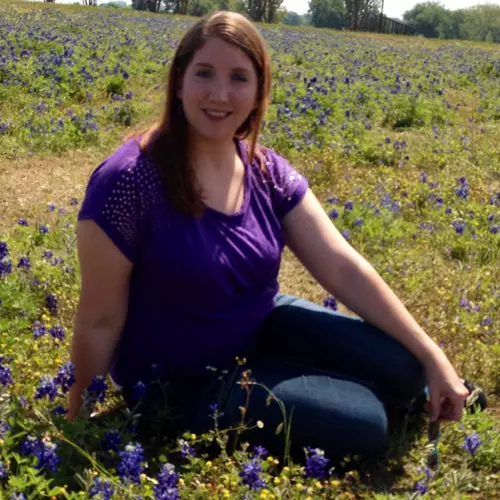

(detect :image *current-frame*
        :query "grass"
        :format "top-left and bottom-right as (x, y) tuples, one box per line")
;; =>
(0, 1), (499, 498)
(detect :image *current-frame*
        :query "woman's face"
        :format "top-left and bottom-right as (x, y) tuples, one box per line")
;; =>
(177, 37), (259, 144)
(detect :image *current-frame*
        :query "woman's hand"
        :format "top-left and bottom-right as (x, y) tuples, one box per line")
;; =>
(423, 350), (470, 422)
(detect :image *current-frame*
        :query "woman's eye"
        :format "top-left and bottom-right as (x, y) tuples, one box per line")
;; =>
(195, 70), (211, 78)
(232, 74), (247, 82)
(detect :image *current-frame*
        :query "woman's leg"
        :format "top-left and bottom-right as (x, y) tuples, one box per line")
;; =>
(257, 294), (427, 406)
(217, 359), (390, 461)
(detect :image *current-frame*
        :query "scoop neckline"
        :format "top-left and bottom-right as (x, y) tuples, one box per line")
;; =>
(202, 139), (251, 222)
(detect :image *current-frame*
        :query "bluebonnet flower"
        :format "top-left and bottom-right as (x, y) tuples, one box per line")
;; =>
(327, 196), (339, 204)
(89, 477), (115, 499)
(32, 321), (46, 338)
(153, 463), (179, 500)
(462, 432), (481, 456)
(0, 421), (10, 439)
(178, 438), (195, 459)
(239, 459), (266, 490)
(34, 441), (60, 472)
(103, 429), (122, 452)
(208, 402), (223, 419)
(17, 257), (30, 269)
(304, 447), (330, 480)
(341, 230), (350, 241)
(445, 207), (452, 214)
(117, 443), (145, 484)
(323, 296), (338, 310)
(490, 225), (499, 234)
(17, 218), (28, 227)
(35, 376), (58, 401)
(414, 480), (427, 495)
(481, 317), (493, 326)
(39, 225), (50, 234)
(9, 494), (26, 500)
(344, 201), (354, 211)
(354, 217), (364, 227)
(51, 405), (68, 416)
(328, 208), (339, 220)
(0, 461), (6, 479)
(0, 363), (13, 387)
(54, 362), (75, 393)
(455, 177), (470, 200)
(252, 445), (268, 459)
(0, 241), (8, 260)
(452, 221), (466, 235)
(131, 381), (146, 401)
(47, 203), (55, 212)
(46, 294), (58, 315)
(88, 376), (108, 403)
(21, 436), (39, 456)
(42, 250), (54, 260)
(70, 197), (79, 206)
(49, 325), (65, 341)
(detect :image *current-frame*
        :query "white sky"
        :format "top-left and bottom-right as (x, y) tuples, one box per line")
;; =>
(284, 0), (500, 18)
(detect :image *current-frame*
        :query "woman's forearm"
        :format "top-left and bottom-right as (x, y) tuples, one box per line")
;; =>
(327, 258), (442, 366)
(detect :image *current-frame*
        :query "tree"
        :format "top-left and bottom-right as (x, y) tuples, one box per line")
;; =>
(243, 0), (284, 23)
(403, 2), (452, 38)
(308, 0), (347, 29)
(460, 5), (500, 43)
(344, 0), (379, 30)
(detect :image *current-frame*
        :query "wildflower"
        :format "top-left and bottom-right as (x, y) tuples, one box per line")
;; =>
(253, 445), (268, 458)
(341, 230), (350, 241)
(327, 196), (339, 204)
(32, 321), (46, 338)
(353, 217), (364, 227)
(88, 376), (108, 403)
(47, 203), (55, 212)
(49, 325), (65, 341)
(89, 477), (115, 499)
(17, 257), (30, 270)
(35, 376), (58, 401)
(34, 441), (60, 472)
(39, 225), (50, 234)
(54, 362), (75, 393)
(10, 494), (26, 500)
(117, 442), (145, 484)
(491, 225), (499, 234)
(21, 436), (39, 456)
(452, 221), (466, 235)
(52, 405), (68, 416)
(178, 438), (195, 459)
(414, 480), (427, 495)
(208, 402), (223, 419)
(0, 363), (13, 387)
(304, 447), (330, 480)
(153, 463), (179, 500)
(328, 208), (339, 220)
(0, 241), (8, 260)
(0, 421), (10, 439)
(239, 459), (266, 490)
(46, 294), (58, 315)
(18, 218), (28, 227)
(42, 250), (54, 260)
(70, 197), (79, 206)
(103, 429), (122, 452)
(462, 432), (481, 456)
(131, 381), (146, 401)
(323, 296), (338, 310)
(455, 177), (470, 200)
(0, 461), (7, 479)
(344, 201), (354, 211)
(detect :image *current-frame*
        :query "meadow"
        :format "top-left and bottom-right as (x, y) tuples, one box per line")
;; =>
(0, 2), (499, 498)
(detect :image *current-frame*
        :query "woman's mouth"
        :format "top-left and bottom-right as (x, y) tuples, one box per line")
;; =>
(203, 109), (232, 122)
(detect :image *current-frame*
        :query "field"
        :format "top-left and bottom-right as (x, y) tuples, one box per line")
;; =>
(0, 1), (500, 498)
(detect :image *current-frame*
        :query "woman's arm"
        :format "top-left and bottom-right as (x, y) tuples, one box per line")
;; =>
(283, 189), (469, 421)
(68, 220), (132, 420)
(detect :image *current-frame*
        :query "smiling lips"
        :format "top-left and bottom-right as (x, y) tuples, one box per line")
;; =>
(203, 109), (232, 121)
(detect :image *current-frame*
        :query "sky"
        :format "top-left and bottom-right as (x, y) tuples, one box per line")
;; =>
(283, 0), (500, 18)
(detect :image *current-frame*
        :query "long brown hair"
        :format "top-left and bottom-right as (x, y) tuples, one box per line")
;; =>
(135, 11), (272, 217)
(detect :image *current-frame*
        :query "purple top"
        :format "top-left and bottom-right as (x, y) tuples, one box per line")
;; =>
(79, 138), (308, 388)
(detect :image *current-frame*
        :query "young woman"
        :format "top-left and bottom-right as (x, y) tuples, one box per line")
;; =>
(68, 11), (485, 461)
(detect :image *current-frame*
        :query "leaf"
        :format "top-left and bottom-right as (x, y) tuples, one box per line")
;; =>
(275, 422), (283, 436)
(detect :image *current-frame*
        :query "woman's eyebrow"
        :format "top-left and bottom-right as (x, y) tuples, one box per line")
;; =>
(194, 62), (251, 73)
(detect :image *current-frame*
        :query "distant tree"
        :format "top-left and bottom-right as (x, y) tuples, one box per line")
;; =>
(403, 2), (452, 38)
(283, 10), (302, 25)
(460, 5), (500, 43)
(243, 0), (284, 23)
(308, 0), (347, 29)
(345, 0), (380, 30)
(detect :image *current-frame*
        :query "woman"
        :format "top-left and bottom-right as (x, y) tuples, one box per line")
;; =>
(68, 11), (484, 461)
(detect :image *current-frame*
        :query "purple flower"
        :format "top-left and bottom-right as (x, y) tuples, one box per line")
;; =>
(89, 477), (115, 499)
(39, 225), (49, 234)
(327, 196), (339, 204)
(323, 296), (338, 310)
(0, 461), (6, 480)
(462, 432), (481, 456)
(117, 443), (145, 484)
(304, 447), (330, 480)
(32, 321), (46, 338)
(0, 421), (10, 439)
(34, 441), (60, 472)
(0, 241), (8, 260)
(490, 225), (499, 234)
(70, 197), (79, 206)
(88, 376), (108, 403)
(353, 217), (364, 227)
(341, 230), (350, 241)
(52, 405), (68, 416)
(54, 362), (75, 393)
(21, 436), (39, 456)
(481, 317), (493, 326)
(18, 218), (29, 227)
(49, 325), (65, 341)
(131, 381), (146, 401)
(455, 177), (470, 200)
(103, 429), (122, 452)
(344, 201), (354, 211)
(178, 438), (195, 459)
(328, 208), (339, 220)
(17, 257), (30, 270)
(452, 221), (466, 235)
(46, 294), (58, 315)
(42, 250), (54, 260)
(252, 445), (268, 458)
(35, 376), (58, 401)
(239, 459), (266, 490)
(47, 203), (55, 212)
(0, 364), (13, 387)
(414, 480), (427, 495)
(420, 172), (428, 183)
(153, 463), (179, 500)
(208, 402), (223, 419)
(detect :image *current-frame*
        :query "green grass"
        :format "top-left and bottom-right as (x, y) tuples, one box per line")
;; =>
(0, 2), (499, 499)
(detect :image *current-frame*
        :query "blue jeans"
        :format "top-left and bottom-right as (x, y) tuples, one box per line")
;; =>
(126, 294), (427, 460)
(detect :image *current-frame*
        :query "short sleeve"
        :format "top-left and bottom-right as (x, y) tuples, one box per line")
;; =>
(78, 145), (149, 262)
(263, 148), (309, 219)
